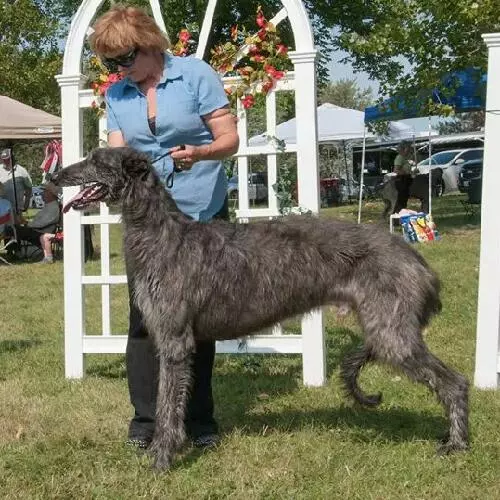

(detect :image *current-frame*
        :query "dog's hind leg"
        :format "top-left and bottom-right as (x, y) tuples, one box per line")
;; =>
(149, 327), (195, 470)
(394, 345), (469, 454)
(341, 346), (382, 407)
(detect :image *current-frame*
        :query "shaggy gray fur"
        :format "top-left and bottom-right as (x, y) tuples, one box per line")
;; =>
(53, 147), (469, 470)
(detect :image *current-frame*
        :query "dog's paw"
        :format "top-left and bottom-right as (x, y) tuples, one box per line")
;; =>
(149, 440), (173, 471)
(152, 454), (173, 471)
(437, 440), (468, 456)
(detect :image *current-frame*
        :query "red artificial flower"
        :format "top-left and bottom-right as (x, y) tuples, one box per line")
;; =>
(178, 29), (191, 43)
(264, 64), (284, 80)
(248, 45), (260, 56)
(231, 24), (238, 42)
(276, 44), (288, 56)
(98, 81), (111, 95)
(257, 28), (267, 40)
(224, 88), (233, 96)
(241, 94), (255, 109)
(256, 8), (267, 28)
(238, 65), (254, 76)
(262, 80), (274, 94)
(107, 73), (122, 83)
(251, 54), (265, 63)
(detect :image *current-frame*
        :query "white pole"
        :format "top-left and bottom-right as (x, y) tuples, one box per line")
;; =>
(475, 32), (500, 388)
(428, 116), (432, 215)
(357, 128), (367, 224)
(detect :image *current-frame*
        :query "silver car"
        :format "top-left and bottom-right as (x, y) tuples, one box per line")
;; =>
(416, 148), (483, 194)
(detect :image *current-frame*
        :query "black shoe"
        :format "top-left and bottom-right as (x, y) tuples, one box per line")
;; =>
(192, 433), (220, 449)
(126, 437), (151, 450)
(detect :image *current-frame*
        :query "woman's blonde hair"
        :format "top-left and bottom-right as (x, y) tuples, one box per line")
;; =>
(89, 4), (171, 56)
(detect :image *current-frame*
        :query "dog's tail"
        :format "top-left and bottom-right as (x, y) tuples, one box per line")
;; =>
(340, 346), (382, 407)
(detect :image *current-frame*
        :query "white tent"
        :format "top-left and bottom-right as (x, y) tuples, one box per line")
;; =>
(248, 103), (414, 146)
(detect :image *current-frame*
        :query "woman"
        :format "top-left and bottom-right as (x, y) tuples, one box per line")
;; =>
(90, 4), (239, 450)
(393, 142), (413, 213)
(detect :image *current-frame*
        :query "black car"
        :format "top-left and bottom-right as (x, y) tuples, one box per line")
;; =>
(458, 159), (483, 193)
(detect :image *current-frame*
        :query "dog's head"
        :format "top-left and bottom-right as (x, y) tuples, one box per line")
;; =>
(52, 147), (155, 212)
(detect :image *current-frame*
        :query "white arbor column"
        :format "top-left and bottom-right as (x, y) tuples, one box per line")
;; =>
(55, 74), (86, 378)
(289, 50), (326, 387)
(474, 33), (500, 389)
(289, 51), (320, 212)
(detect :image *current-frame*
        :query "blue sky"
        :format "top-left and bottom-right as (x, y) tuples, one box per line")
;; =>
(326, 50), (445, 133)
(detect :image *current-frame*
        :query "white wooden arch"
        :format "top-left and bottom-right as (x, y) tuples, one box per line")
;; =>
(56, 0), (324, 385)
(474, 32), (500, 389)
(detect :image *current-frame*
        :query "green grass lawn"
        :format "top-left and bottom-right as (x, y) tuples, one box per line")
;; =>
(1, 195), (499, 499)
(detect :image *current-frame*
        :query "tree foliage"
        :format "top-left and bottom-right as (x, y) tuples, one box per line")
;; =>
(0, 0), (63, 113)
(318, 78), (374, 110)
(333, 0), (499, 114)
(438, 111), (485, 134)
(52, 0), (336, 84)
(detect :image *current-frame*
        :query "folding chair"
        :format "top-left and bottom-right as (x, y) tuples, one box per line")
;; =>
(50, 212), (64, 260)
(0, 210), (18, 265)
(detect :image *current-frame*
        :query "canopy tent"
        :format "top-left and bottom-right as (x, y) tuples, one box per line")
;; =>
(358, 68), (487, 223)
(364, 68), (487, 122)
(0, 96), (61, 213)
(248, 103), (414, 146)
(0, 96), (61, 140)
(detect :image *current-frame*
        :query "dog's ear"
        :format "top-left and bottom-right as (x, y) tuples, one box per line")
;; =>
(119, 147), (151, 177)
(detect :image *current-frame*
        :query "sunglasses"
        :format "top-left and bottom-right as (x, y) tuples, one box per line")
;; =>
(102, 48), (138, 71)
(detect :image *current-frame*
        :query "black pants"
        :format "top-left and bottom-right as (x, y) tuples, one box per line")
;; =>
(394, 175), (413, 213)
(126, 199), (229, 441)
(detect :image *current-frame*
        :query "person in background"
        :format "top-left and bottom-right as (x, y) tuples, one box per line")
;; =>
(393, 142), (414, 213)
(89, 4), (239, 450)
(0, 149), (32, 219)
(0, 182), (13, 235)
(8, 182), (61, 264)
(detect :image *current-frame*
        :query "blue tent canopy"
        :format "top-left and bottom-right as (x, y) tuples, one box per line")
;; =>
(364, 68), (487, 123)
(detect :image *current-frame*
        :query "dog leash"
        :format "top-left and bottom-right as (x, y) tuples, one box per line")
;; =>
(151, 144), (186, 188)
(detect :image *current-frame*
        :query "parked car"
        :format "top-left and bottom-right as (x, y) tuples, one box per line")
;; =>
(416, 148), (483, 194)
(227, 173), (268, 202)
(458, 159), (483, 193)
(29, 186), (45, 209)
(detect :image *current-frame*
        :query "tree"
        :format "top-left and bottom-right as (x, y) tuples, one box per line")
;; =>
(332, 0), (499, 115)
(0, 0), (63, 113)
(438, 111), (485, 135)
(53, 0), (337, 84)
(318, 78), (374, 110)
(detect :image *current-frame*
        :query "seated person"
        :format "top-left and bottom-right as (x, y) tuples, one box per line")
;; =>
(8, 182), (61, 263)
(0, 182), (14, 236)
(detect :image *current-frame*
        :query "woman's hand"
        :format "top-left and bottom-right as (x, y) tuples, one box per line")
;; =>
(170, 144), (208, 171)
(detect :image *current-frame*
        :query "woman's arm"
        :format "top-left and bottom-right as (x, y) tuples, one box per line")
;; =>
(170, 107), (239, 167)
(108, 130), (126, 147)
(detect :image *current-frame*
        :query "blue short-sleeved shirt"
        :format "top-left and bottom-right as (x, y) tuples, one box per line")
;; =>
(105, 54), (229, 221)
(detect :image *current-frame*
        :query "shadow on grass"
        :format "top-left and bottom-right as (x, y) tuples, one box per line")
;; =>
(0, 339), (42, 354)
(221, 405), (447, 443)
(81, 327), (447, 463)
(86, 355), (126, 379)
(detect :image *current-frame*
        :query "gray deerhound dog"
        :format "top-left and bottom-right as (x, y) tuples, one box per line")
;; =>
(53, 147), (469, 470)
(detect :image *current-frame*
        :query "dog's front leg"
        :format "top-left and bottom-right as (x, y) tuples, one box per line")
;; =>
(149, 326), (195, 471)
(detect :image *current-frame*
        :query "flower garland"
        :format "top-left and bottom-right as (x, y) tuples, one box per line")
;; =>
(88, 6), (290, 112)
(173, 6), (290, 109)
(87, 55), (123, 116)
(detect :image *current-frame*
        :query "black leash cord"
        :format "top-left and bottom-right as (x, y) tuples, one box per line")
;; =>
(151, 145), (186, 188)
